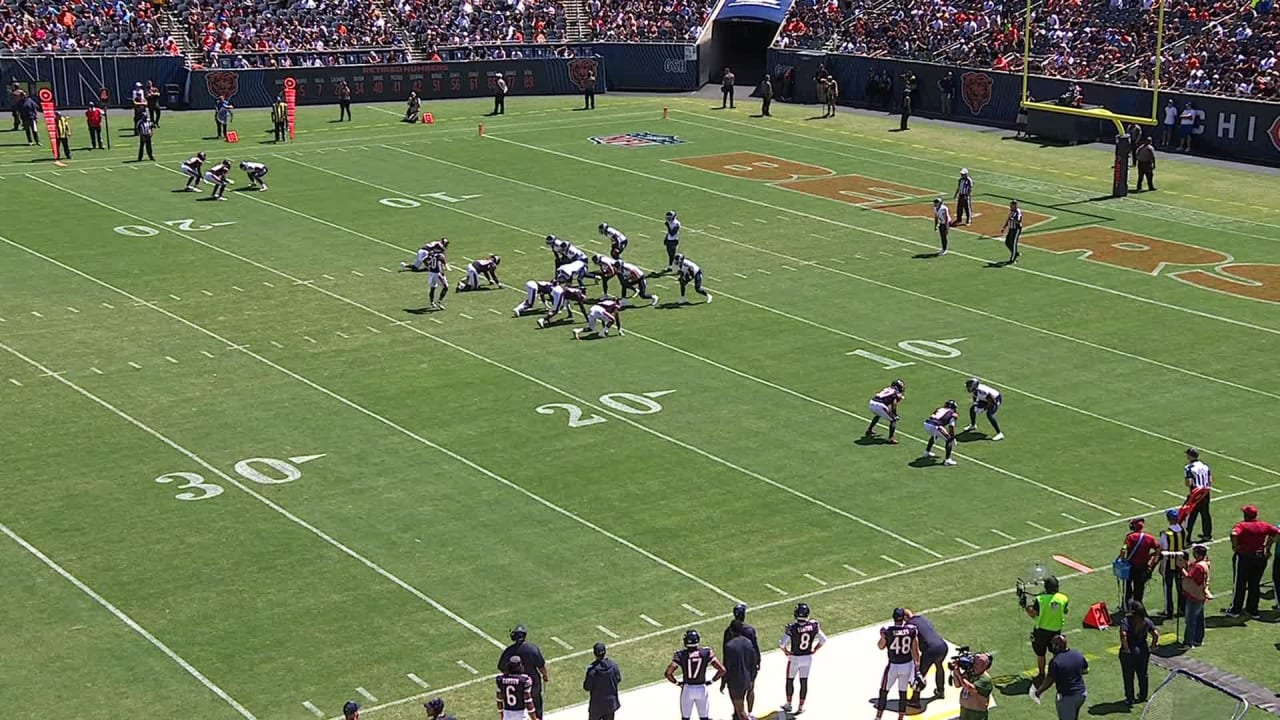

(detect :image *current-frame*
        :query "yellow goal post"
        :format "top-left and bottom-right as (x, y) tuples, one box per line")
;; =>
(1018, 0), (1166, 135)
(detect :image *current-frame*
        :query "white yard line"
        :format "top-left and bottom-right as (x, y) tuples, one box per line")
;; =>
(682, 603), (706, 616)
(1231, 475), (1258, 486)
(0, 226), (744, 607)
(550, 636), (574, 650)
(1026, 521), (1052, 533)
(1060, 513), (1088, 525)
(1, 522), (257, 719)
(355, 687), (379, 702)
(0, 339), (506, 650)
(764, 583), (788, 595)
(1129, 497), (1156, 508)
(407, 673), (430, 689)
(802, 573), (829, 586)
(165, 356), (179, 364)
(842, 564), (866, 576)
(639, 614), (663, 627)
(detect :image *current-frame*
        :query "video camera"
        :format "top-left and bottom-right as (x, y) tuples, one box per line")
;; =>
(947, 646), (987, 685)
(1015, 562), (1050, 608)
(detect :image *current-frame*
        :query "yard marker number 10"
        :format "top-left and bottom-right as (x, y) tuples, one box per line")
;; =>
(153, 453), (325, 502)
(847, 338), (966, 369)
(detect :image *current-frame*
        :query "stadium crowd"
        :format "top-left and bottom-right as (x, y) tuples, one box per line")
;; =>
(1, 0), (179, 54)
(585, 0), (714, 42)
(402, 0), (568, 50)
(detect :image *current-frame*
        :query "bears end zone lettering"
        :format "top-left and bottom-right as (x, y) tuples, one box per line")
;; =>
(670, 150), (1280, 304)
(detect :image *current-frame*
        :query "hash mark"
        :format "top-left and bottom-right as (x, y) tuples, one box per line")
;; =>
(101, 302), (116, 309)
(304, 336), (316, 344)
(201, 290), (214, 296)
(30, 311), (43, 318)
(301, 701), (324, 717)
(366, 326), (382, 334)
(780, 265), (798, 272)
(336, 331), (350, 339)
(990, 529), (1016, 540)
(756, 269), (772, 275)
(1026, 521), (1053, 533)
(733, 273), (748, 279)
(764, 583), (788, 595)
(753, 218), (769, 224)
(829, 258), (846, 264)
(459, 313), (474, 320)
(262, 282), (275, 288)
(488, 308), (502, 315)
(842, 564), (866, 576)
(66, 306), (80, 314)
(514, 249), (527, 255)
(550, 636), (574, 650)
(168, 294), (181, 301)
(232, 286), (244, 292)
(776, 215), (790, 220)
(351, 270), (365, 277)
(1060, 513), (1087, 525)
(165, 356), (179, 364)
(1129, 497), (1155, 508)
(457, 660), (479, 675)
(955, 537), (980, 549)
(127, 361), (142, 369)
(8, 378), (21, 386)
(638, 233), (651, 238)
(731, 221), (744, 226)
(707, 224), (720, 229)
(429, 318), (444, 324)
(682, 603), (705, 616)
(200, 350), (215, 358)
(407, 673), (430, 689)
(639, 614), (663, 627)
(597, 625), (620, 639)
(1231, 474), (1258, 486)
(355, 687), (379, 702)
(322, 274), (335, 280)
(803, 572), (828, 586)
(269, 341), (284, 348)
(1161, 490), (1183, 499)
(380, 267), (393, 272)
(90, 367), (103, 375)
(811, 234), (825, 239)
(879, 555), (905, 567)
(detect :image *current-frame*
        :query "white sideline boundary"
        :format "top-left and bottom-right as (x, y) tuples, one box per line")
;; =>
(0, 338), (506, 650)
(0, 233), (740, 607)
(0, 522), (257, 719)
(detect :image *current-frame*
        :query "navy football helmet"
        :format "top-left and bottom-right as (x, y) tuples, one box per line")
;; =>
(794, 602), (810, 619)
(683, 629), (701, 648)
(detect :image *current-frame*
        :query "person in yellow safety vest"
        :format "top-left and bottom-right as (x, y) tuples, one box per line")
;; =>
(271, 95), (288, 143)
(55, 111), (72, 159)
(1024, 575), (1068, 684)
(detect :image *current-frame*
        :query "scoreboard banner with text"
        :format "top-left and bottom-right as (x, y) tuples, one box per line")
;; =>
(188, 58), (607, 110)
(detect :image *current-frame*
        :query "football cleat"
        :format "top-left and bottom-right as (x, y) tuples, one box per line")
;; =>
(963, 424), (977, 432)
(537, 318), (547, 329)
(679, 297), (688, 305)
(922, 451), (936, 458)
(683, 629), (701, 648)
(943, 458), (957, 466)
(651, 295), (659, 307)
(794, 602), (810, 619)
(705, 294), (713, 304)
(992, 433), (1005, 441)
(887, 437), (898, 444)
(573, 328), (583, 340)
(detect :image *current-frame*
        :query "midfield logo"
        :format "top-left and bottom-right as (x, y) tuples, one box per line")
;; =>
(589, 132), (684, 148)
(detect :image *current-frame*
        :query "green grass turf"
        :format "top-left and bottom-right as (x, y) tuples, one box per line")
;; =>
(2, 94), (1278, 720)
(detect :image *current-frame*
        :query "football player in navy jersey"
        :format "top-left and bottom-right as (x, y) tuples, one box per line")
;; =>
(865, 379), (906, 444)
(497, 656), (539, 720)
(922, 400), (959, 466)
(780, 602), (827, 715)
(665, 629), (725, 720)
(876, 608), (921, 720)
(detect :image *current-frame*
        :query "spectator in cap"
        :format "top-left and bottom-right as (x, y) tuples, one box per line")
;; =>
(343, 700), (360, 719)
(424, 697), (455, 720)
(1226, 505), (1279, 618)
(1119, 517), (1159, 607)
(1180, 544), (1211, 646)
(499, 624), (548, 718)
(582, 642), (622, 720)
(1158, 508), (1187, 619)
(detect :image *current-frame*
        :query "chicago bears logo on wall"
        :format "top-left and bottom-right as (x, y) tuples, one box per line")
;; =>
(961, 71), (993, 115)
(206, 70), (240, 100)
(567, 59), (599, 91)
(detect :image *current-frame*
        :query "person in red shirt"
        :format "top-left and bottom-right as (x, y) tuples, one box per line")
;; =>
(1227, 505), (1279, 617)
(84, 101), (104, 149)
(1120, 518), (1160, 607)
(1179, 544), (1210, 647)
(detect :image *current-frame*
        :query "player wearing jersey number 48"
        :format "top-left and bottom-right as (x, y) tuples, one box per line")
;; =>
(780, 602), (826, 715)
(963, 378), (1004, 441)
(876, 608), (921, 720)
(865, 378), (905, 444)
(665, 629), (726, 720)
(922, 400), (959, 466)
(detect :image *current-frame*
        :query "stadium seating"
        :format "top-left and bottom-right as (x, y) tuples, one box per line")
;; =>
(586, 0), (713, 42)
(1, 0), (179, 53)
(401, 0), (567, 48)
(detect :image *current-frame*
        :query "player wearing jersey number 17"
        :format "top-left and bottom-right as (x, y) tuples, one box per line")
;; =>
(780, 602), (826, 715)
(666, 630), (726, 720)
(876, 608), (921, 720)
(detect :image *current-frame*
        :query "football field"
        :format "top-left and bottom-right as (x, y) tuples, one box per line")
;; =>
(3, 95), (1279, 720)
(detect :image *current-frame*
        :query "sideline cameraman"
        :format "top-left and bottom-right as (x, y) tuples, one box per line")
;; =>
(1023, 576), (1068, 683)
(951, 651), (993, 720)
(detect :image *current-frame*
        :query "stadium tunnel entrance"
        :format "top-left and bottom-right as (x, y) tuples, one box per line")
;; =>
(705, 20), (778, 87)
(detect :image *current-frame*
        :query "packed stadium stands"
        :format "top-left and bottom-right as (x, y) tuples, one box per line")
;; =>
(1, 0), (179, 54)
(586, 0), (713, 42)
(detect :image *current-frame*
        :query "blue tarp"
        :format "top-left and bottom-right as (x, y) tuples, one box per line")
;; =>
(715, 0), (794, 23)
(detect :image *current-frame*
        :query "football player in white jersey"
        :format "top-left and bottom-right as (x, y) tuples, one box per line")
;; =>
(537, 284), (589, 328)
(963, 378), (1004, 440)
(617, 261), (658, 307)
(592, 254), (621, 297)
(663, 210), (682, 271)
(514, 280), (555, 316)
(673, 253), (711, 304)
(573, 298), (624, 340)
(239, 160), (268, 191)
(600, 223), (628, 260)
(179, 152), (207, 191)
(556, 259), (589, 288)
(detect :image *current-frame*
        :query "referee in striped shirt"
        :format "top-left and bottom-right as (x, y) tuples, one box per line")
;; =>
(1184, 448), (1213, 541)
(954, 169), (973, 225)
(1000, 200), (1022, 265)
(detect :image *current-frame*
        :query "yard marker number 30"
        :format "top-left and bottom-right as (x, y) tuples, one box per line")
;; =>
(536, 390), (675, 428)
(153, 453), (325, 502)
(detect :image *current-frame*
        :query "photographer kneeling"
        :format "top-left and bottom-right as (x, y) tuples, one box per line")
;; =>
(950, 649), (993, 720)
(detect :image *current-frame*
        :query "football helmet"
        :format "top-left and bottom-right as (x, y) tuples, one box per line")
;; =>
(197, 151), (207, 161)
(598, 223), (610, 234)
(944, 399), (959, 410)
(545, 234), (558, 248)
(510, 624), (528, 642)
(439, 238), (450, 249)
(683, 629), (701, 648)
(891, 378), (906, 392)
(794, 602), (810, 619)
(424, 698), (446, 717)
(673, 252), (685, 266)
(733, 603), (747, 620)
(490, 254), (501, 266)
(892, 607), (906, 622)
(239, 161), (249, 170)
(965, 378), (979, 393)
(666, 210), (677, 221)
(932, 197), (942, 207)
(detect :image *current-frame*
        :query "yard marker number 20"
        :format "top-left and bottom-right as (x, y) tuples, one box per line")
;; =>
(536, 390), (675, 428)
(153, 453), (325, 502)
